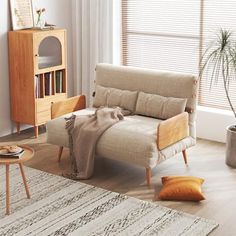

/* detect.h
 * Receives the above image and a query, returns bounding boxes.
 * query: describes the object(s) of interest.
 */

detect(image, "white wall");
[197,106,235,143]
[0,0,73,137]
[0,0,12,137]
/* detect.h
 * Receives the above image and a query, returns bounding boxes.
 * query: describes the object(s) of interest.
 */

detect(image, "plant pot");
[225,125,236,167]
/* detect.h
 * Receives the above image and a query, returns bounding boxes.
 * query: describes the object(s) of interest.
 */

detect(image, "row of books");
[35,71,64,98]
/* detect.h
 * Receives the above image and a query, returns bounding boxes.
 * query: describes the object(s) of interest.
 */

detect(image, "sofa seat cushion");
[46,108,195,168]
[96,115,160,167]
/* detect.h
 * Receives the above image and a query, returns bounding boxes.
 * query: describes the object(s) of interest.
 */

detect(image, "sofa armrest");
[51,95,86,119]
[157,112,189,150]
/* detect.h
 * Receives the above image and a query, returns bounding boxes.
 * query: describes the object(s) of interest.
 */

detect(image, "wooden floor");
[0,127,235,235]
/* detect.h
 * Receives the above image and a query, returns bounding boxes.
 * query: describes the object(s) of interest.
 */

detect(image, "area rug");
[0,166,218,236]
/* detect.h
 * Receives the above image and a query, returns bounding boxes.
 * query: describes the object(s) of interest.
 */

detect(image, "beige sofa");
[46,63,198,184]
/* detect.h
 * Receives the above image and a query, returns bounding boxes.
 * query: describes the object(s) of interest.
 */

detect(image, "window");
[122,0,236,110]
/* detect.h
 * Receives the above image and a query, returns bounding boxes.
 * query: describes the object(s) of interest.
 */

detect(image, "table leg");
[6,164,10,215]
[34,126,39,138]
[16,122,20,134]
[19,163,31,199]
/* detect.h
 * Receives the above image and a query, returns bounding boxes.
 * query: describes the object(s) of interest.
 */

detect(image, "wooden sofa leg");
[182,150,188,165]
[58,146,64,162]
[146,167,152,186]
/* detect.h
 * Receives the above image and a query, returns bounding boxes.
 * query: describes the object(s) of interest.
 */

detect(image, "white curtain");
[72,0,113,105]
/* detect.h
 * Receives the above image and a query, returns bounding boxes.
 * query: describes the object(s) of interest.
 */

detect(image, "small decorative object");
[35,8,46,29]
[10,0,34,30]
[45,22,56,30]
[200,29,236,167]
[0,145,22,155]
[0,145,24,159]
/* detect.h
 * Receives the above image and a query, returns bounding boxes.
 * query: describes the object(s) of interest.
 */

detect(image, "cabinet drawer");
[37,110,51,124]
[37,100,51,113]
[36,94,67,113]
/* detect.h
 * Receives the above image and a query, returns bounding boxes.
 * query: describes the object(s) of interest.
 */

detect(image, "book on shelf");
[35,75,41,98]
[45,72,52,96]
[56,70,63,93]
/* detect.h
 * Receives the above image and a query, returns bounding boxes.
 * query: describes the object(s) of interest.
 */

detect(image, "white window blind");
[122,0,236,110]
[200,0,236,109]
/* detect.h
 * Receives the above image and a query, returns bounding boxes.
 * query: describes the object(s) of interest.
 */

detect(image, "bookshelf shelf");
[8,29,67,138]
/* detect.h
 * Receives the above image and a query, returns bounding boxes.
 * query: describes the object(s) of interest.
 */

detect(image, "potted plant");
[200,29,236,167]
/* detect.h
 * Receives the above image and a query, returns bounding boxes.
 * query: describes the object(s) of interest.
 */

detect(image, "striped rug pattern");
[0,166,218,236]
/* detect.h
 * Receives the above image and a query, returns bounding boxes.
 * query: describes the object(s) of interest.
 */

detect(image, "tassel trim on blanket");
[64,114,77,178]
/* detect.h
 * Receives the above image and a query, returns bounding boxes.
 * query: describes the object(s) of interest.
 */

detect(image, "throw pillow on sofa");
[93,85,110,108]
[93,85,138,112]
[135,91,187,119]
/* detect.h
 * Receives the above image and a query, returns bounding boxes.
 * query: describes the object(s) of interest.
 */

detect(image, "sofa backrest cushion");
[95,63,198,138]
[135,92,187,120]
[93,85,138,112]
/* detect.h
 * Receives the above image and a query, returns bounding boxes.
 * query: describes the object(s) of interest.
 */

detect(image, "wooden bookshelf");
[8,29,67,137]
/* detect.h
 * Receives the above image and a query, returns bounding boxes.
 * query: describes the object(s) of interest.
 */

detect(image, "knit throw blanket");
[65,107,125,180]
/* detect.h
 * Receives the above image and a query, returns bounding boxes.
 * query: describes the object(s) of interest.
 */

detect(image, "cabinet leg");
[16,122,20,134]
[19,163,31,199]
[6,164,10,215]
[34,126,39,138]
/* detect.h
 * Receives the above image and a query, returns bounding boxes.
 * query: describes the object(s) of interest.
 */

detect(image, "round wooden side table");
[0,145,34,215]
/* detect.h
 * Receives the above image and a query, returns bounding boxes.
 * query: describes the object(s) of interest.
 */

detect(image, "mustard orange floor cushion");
[157,176,205,202]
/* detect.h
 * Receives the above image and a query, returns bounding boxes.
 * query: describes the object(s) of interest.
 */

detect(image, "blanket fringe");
[65,114,77,133]
[65,114,77,174]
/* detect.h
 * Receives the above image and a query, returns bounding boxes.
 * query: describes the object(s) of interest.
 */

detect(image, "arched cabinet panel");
[33,30,66,73]
[38,36,62,69]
